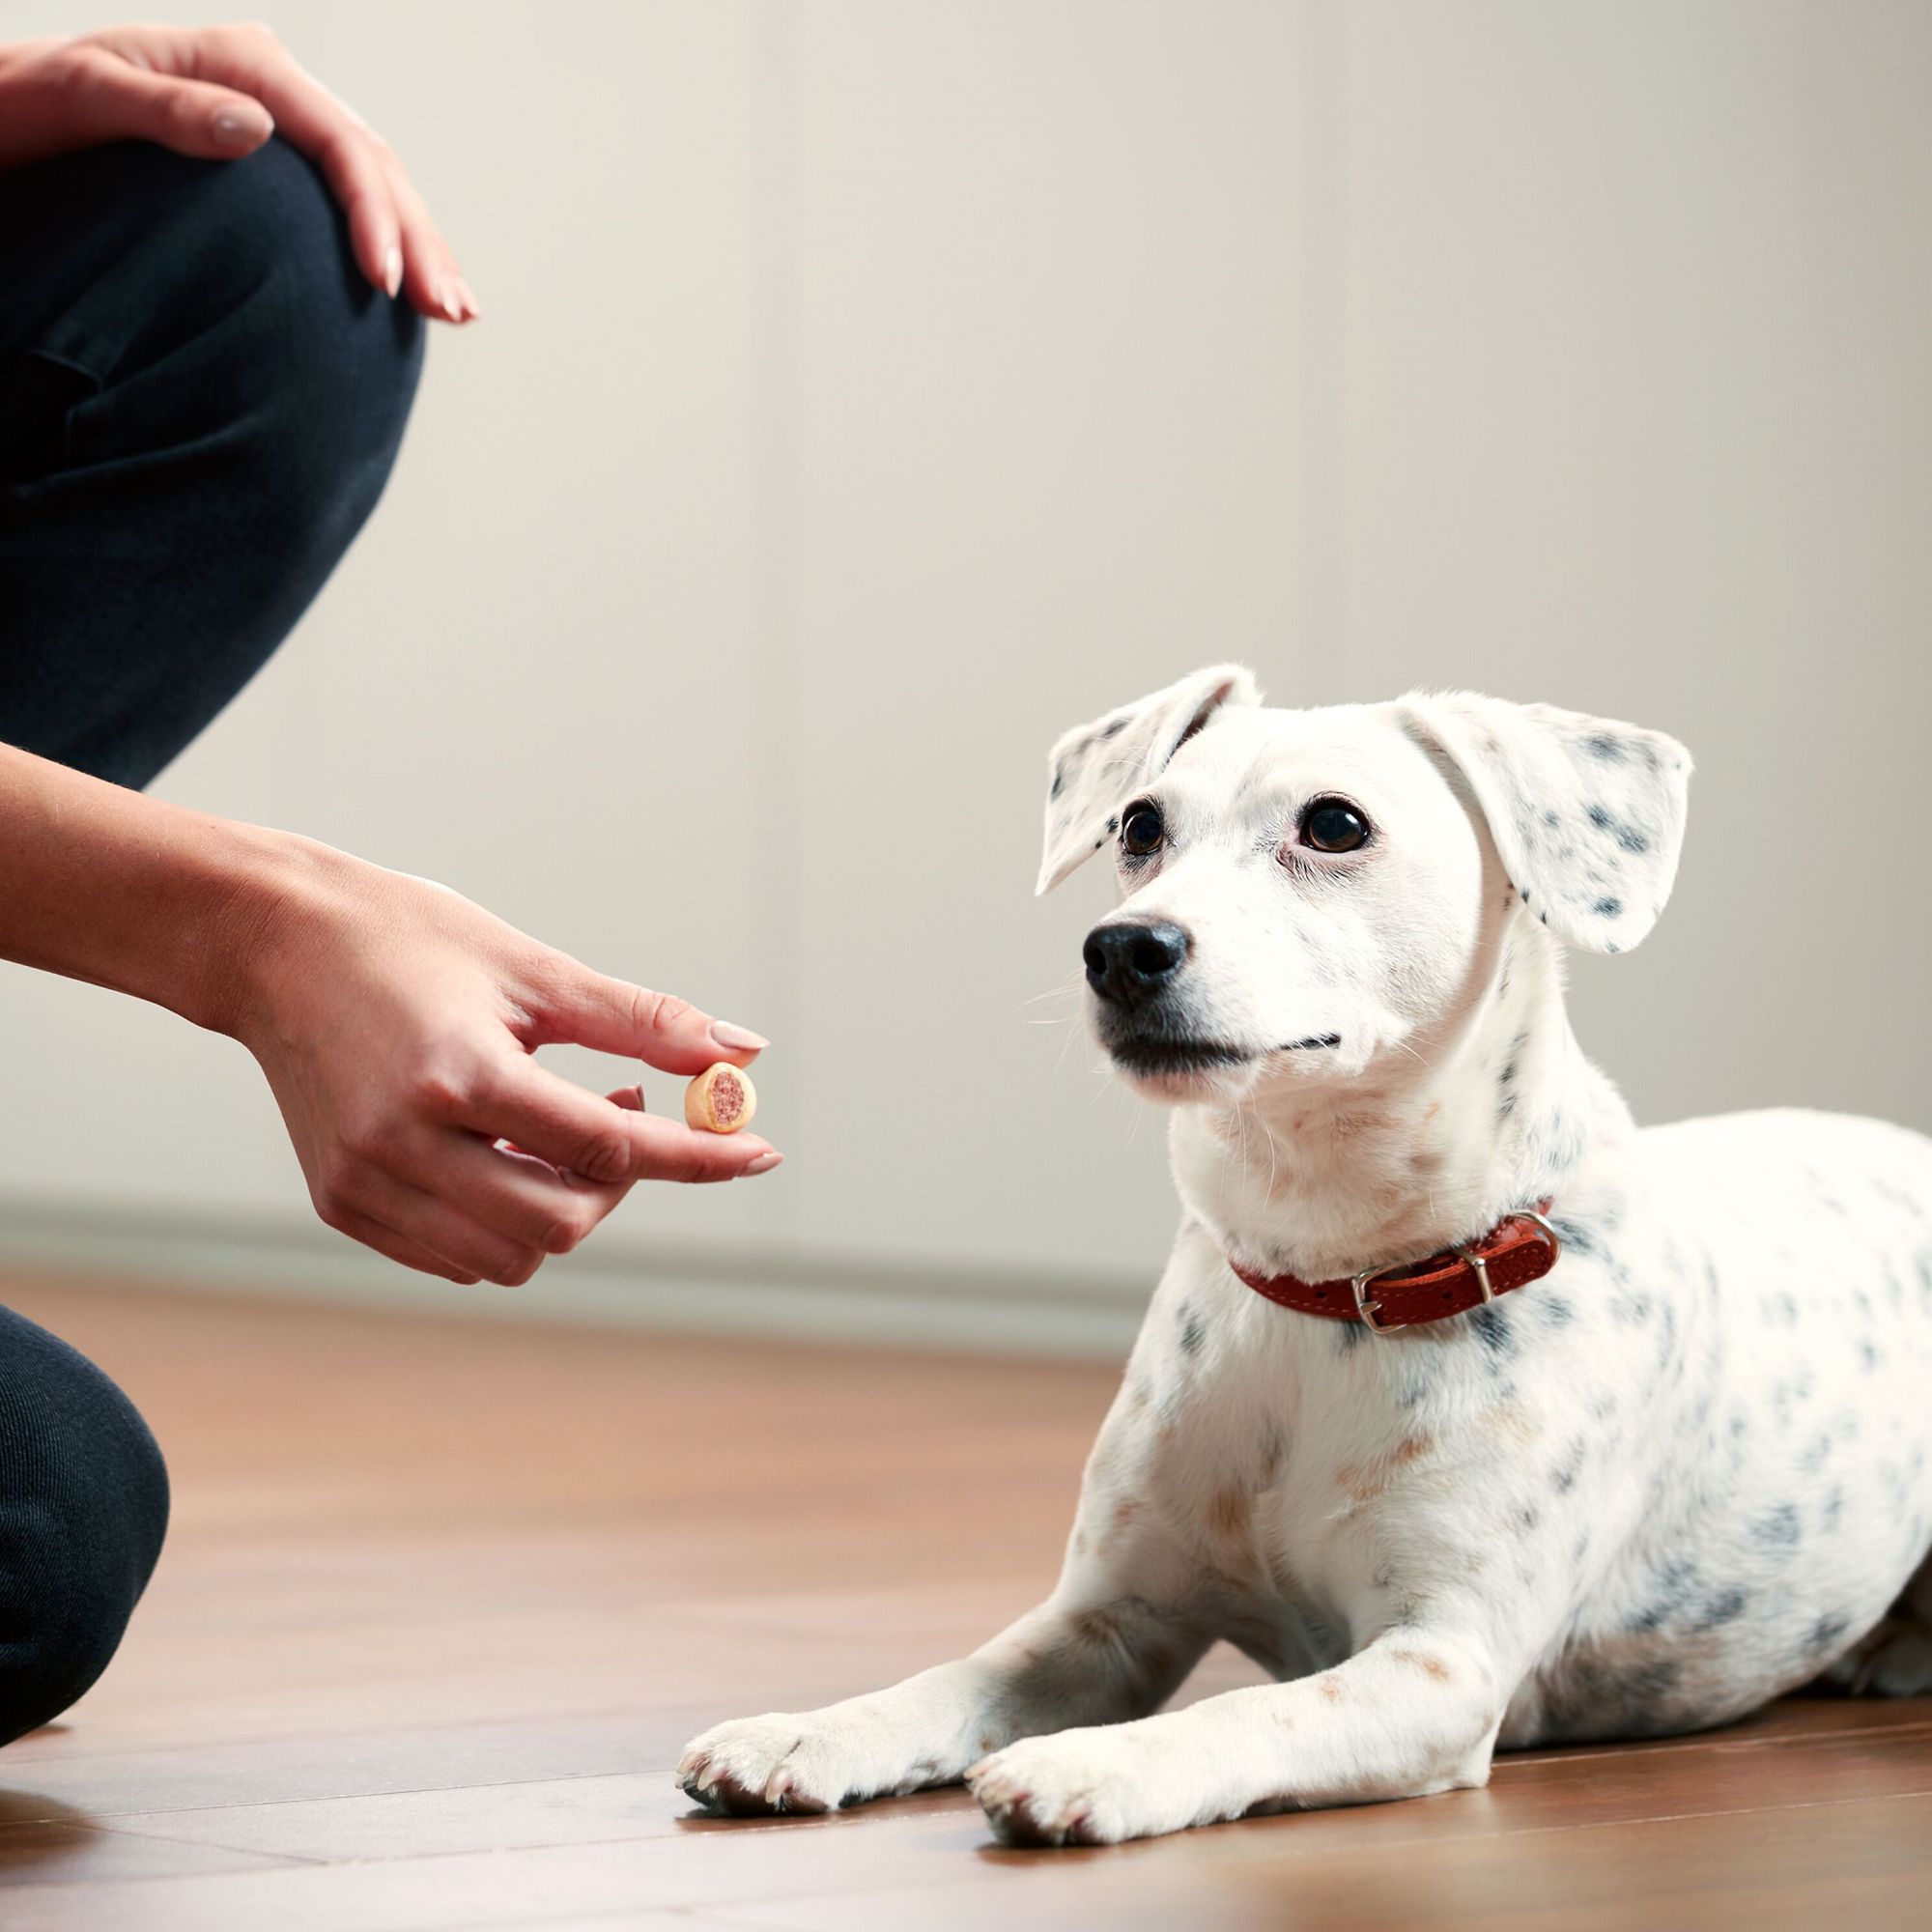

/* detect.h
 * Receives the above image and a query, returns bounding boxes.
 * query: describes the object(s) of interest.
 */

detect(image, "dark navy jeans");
[0,136,422,785]
[0,137,422,1744]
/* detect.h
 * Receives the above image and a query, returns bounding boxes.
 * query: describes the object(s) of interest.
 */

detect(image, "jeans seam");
[16,348,103,471]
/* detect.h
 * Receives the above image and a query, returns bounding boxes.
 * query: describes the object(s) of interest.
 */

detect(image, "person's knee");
[61,139,424,562]
[0,138,426,788]
[0,1316,169,1747]
[188,138,425,554]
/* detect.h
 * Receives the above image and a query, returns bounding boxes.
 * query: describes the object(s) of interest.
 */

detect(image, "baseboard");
[0,1196,1146,1360]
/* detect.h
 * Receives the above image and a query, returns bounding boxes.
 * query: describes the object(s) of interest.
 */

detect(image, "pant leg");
[0,138,424,789]
[0,1303,169,1747]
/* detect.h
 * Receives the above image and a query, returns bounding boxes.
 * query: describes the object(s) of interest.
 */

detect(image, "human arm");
[0,742,781,1286]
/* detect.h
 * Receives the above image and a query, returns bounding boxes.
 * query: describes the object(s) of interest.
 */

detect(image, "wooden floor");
[0,1275,1926,1930]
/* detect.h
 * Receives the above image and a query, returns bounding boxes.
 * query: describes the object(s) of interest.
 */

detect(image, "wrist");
[0,743,335,1037]
[188,828,360,1044]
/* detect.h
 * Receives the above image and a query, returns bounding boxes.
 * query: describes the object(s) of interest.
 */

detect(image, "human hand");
[0,22,475,321]
[228,843,781,1287]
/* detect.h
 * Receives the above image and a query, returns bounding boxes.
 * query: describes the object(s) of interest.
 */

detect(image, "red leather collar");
[1229,1202,1560,1335]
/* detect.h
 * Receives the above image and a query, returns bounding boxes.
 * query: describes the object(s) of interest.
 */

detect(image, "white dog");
[679,668,1932,1845]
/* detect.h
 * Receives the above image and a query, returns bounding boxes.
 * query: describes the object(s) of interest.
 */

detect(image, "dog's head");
[1037,666,1691,1104]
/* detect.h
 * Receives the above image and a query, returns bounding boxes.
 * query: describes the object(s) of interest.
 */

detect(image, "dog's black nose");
[1084,921,1190,1006]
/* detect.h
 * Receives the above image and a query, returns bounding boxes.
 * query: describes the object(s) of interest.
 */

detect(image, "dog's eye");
[1122,803,1165,856]
[1300,798,1371,854]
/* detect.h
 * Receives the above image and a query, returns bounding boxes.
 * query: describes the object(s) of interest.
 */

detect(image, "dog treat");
[685,1062,757,1134]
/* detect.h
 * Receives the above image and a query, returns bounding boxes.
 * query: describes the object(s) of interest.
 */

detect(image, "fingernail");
[212,106,270,152]
[455,277,481,320]
[439,278,463,323]
[384,244,403,298]
[710,1022,770,1053]
[740,1151,784,1177]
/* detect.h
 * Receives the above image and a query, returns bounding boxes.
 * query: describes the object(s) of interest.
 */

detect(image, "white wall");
[3,2,1927,1352]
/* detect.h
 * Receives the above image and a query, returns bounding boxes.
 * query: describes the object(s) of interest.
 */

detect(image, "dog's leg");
[968,1621,1510,1846]
[677,1591,1207,1815]
[1821,1552,1932,1696]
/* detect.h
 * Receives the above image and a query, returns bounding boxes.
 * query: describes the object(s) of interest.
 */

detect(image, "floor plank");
[1,1271,1926,1929]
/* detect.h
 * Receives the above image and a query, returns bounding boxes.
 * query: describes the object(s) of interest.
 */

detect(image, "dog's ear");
[1399,692,1692,953]
[1037,664,1262,895]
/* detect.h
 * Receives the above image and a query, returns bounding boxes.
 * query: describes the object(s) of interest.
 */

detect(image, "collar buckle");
[1348,1206,1561,1337]
[1349,1261,1403,1335]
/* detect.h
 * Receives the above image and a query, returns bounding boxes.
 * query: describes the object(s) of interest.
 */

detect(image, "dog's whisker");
[1016,978,1084,1013]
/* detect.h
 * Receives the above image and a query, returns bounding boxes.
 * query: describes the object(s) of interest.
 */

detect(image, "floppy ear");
[1399,692,1692,953]
[1036,664,1262,895]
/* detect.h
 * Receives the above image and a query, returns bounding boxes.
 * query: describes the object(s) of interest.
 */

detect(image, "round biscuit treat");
[685,1062,757,1134]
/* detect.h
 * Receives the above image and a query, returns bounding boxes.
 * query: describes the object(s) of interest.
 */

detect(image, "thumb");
[74,59,275,159]
[534,963,769,1076]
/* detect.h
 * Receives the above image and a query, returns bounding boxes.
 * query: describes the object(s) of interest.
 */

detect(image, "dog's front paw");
[678,1714,837,1816]
[968,1727,1187,1848]
[677,1708,947,1817]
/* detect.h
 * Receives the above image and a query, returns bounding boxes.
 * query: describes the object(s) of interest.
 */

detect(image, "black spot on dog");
[1809,1613,1851,1652]
[1632,1559,1699,1632]
[1618,1659,1685,1720]
[1551,1436,1586,1493]
[1584,734,1626,762]
[1857,1338,1881,1373]
[1694,1587,1749,1632]
[1515,1502,1542,1533]
[1586,803,1651,854]
[1594,897,1622,918]
[1550,1217,1597,1259]
[1105,813,1120,836]
[1541,1293,1574,1327]
[1099,717,1129,741]
[1546,1655,1686,1737]
[1751,1503,1802,1548]
[1468,1304,1515,1358]
[1178,1305,1205,1358]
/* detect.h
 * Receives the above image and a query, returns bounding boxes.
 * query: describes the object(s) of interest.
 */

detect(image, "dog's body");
[681,673,1932,1844]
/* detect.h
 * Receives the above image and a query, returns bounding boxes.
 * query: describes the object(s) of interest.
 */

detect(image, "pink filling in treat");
[712,1071,744,1124]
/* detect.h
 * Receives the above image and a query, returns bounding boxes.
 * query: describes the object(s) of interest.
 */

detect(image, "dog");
[678,667,1932,1845]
